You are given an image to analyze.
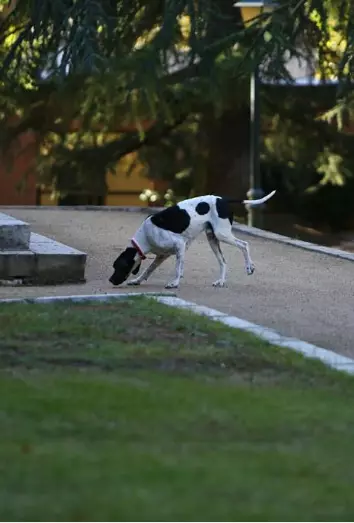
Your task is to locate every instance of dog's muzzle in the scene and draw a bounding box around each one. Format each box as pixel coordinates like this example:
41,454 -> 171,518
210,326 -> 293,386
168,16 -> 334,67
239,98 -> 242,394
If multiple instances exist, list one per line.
109,270 -> 129,286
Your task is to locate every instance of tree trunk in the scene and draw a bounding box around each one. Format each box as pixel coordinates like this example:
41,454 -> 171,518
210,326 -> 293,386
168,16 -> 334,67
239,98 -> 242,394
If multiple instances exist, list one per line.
193,0 -> 248,200
201,105 -> 250,199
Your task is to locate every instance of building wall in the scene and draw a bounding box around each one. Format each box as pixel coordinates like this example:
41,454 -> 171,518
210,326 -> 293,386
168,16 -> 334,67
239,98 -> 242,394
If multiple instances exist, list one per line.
0,131 -> 38,205
0,127 -> 164,207
104,151 -> 157,206
38,150 -> 162,206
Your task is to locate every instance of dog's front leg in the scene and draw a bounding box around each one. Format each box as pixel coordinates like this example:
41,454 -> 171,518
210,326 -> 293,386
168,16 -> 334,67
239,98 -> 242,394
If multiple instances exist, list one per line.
165,243 -> 186,289
180,240 -> 191,279
127,255 -> 169,286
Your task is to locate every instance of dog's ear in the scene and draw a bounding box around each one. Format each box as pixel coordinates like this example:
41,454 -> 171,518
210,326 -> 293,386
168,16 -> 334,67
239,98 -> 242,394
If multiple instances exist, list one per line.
110,247 -> 138,286
132,261 -> 141,275
113,247 -> 136,269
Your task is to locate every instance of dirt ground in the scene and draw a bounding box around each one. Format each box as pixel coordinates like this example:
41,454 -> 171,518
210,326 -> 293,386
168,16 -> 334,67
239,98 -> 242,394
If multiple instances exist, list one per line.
1,207 -> 354,358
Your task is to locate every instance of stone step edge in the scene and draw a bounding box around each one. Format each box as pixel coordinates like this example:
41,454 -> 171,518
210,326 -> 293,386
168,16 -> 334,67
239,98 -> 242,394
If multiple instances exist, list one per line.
0,232 -> 87,284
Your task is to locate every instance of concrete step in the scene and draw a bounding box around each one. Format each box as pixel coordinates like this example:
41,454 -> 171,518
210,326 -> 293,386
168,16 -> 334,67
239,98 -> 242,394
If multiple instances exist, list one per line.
0,213 -> 30,250
0,232 -> 86,284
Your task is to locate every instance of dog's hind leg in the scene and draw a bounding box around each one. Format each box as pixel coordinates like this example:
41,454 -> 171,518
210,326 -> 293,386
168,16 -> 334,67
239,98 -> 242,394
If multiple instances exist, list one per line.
127,255 -> 169,286
205,227 -> 227,287
213,229 -> 255,276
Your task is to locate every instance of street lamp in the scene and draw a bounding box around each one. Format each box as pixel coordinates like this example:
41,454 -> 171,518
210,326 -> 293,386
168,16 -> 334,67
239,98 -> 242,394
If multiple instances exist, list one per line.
234,0 -> 277,228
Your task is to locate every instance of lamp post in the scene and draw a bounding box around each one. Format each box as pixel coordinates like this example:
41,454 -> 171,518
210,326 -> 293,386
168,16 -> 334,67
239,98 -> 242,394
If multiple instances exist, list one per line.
234,0 -> 277,228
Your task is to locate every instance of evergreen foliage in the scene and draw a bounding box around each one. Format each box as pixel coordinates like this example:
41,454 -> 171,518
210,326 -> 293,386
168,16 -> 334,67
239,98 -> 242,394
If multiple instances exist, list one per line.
0,0 -> 353,217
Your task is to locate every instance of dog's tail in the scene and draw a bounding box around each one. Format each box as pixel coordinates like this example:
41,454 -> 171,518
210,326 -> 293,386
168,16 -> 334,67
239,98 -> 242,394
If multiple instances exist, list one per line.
243,190 -> 276,206
227,190 -> 276,207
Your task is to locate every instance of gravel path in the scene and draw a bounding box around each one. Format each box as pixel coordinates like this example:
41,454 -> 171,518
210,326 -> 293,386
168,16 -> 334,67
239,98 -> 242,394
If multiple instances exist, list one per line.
1,208 -> 354,357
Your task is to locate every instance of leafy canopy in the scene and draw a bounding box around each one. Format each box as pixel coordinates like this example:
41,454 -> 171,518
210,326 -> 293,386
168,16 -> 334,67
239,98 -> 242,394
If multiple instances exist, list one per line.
0,0 -> 353,194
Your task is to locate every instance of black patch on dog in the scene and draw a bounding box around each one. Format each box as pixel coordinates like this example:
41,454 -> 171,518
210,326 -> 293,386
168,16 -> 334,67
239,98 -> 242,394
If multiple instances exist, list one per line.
195,201 -> 210,215
109,247 -> 138,286
151,205 -> 191,234
216,198 -> 233,225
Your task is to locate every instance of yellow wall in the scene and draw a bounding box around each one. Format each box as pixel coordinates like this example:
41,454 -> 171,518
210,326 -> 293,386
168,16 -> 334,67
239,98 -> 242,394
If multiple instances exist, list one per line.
105,151 -> 155,206
107,151 -> 152,193
39,150 -> 157,206
105,194 -> 148,206
40,192 -> 57,206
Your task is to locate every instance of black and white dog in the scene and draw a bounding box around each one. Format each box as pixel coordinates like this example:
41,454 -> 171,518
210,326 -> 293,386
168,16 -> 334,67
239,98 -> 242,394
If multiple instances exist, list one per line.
109,190 -> 276,289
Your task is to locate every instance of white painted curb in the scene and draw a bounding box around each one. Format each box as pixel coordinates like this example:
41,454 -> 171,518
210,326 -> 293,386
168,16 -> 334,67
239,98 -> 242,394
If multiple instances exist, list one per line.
152,296 -> 354,376
231,222 -> 354,263
0,291 -> 176,305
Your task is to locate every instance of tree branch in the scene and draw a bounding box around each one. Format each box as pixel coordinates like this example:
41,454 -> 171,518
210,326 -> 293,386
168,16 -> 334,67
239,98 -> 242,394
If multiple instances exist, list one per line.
72,112 -> 190,167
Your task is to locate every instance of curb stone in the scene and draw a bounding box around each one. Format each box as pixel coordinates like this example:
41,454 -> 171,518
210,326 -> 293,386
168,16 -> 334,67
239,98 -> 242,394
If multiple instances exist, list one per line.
0,291 -> 176,305
231,222 -> 354,263
3,205 -> 353,263
152,296 -> 354,376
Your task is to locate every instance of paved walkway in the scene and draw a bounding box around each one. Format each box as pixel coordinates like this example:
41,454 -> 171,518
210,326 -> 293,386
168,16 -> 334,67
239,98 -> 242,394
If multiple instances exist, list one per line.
1,208 -> 354,357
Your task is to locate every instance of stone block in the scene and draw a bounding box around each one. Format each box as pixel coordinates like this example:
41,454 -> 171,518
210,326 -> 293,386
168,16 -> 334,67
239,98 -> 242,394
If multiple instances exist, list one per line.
0,251 -> 35,279
30,233 -> 87,284
0,229 -> 87,284
0,213 -> 30,250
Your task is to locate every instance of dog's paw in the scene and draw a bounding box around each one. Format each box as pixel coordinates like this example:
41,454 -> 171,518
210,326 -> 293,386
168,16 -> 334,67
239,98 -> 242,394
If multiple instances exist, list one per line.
127,279 -> 141,286
212,279 -> 226,287
165,281 -> 180,289
246,263 -> 255,275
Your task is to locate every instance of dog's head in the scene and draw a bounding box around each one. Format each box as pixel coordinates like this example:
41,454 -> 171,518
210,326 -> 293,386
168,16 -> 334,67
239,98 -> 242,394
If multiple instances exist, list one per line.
109,247 -> 141,286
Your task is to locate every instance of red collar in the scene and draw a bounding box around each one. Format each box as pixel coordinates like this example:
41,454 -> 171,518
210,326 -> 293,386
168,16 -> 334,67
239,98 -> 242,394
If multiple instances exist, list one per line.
131,238 -> 146,260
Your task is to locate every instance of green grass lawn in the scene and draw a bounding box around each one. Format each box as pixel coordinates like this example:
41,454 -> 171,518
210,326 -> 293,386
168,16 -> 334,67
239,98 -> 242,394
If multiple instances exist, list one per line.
1,297 -> 354,521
